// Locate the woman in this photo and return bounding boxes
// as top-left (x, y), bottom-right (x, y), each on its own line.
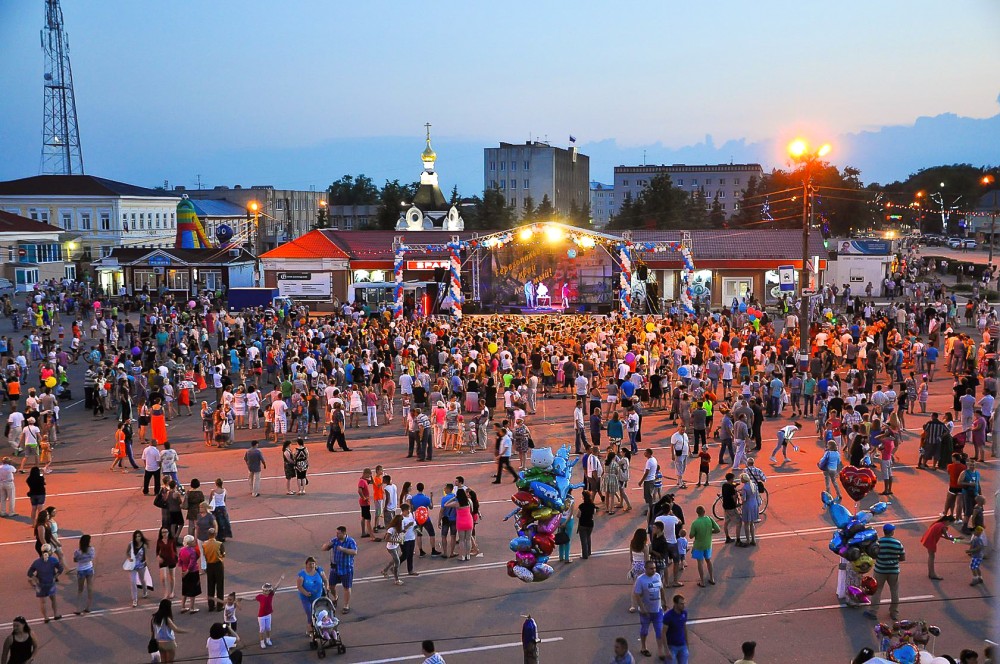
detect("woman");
top-left (156, 527), bottom-right (179, 600)
top-left (920, 515), bottom-right (963, 580)
top-left (379, 514), bottom-right (407, 584)
top-left (444, 489), bottom-right (474, 561)
top-left (209, 478), bottom-right (232, 541)
top-left (607, 411), bottom-right (624, 449)
top-left (233, 386), bottom-right (247, 430)
top-left (201, 401), bottom-right (215, 447)
top-left (72, 534), bottom-right (95, 614)
top-left (576, 490), bottom-right (597, 560)
top-left (27, 544), bottom-right (63, 623)
top-left (1, 616), bottom-right (37, 664)
top-left (137, 400), bottom-right (151, 444)
top-left (818, 440), bottom-right (843, 501)
top-left (511, 417), bottom-right (531, 470)
top-left (627, 528), bottom-right (649, 613)
top-left (557, 496), bottom-right (575, 564)
top-left (150, 400), bottom-right (167, 446)
top-left (151, 598), bottom-right (185, 663)
top-left (960, 459), bottom-right (982, 531)
top-left (25, 467), bottom-right (45, 525)
top-left (738, 473), bottom-right (760, 547)
top-left (292, 438), bottom-right (309, 495)
top-left (601, 450), bottom-right (621, 515)
top-left (178, 535), bottom-right (202, 614)
top-left (212, 408), bottom-right (228, 449)
top-left (206, 622), bottom-right (240, 664)
top-left (125, 529), bottom-right (151, 607)
top-left (32, 511), bottom-right (53, 559)
top-left (246, 386), bottom-right (261, 430)
top-left (432, 401), bottom-right (446, 448)
top-left (296, 557), bottom-right (329, 634)
top-left (444, 401), bottom-right (461, 450)
top-left (281, 440), bottom-right (297, 495)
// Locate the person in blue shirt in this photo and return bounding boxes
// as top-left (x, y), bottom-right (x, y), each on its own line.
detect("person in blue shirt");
top-left (662, 594), bottom-right (689, 664)
top-left (924, 345), bottom-right (939, 381)
top-left (439, 484), bottom-right (456, 558)
top-left (321, 526), bottom-right (357, 614)
top-left (409, 483), bottom-right (440, 557)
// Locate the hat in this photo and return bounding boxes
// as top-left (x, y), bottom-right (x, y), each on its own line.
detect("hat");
top-left (883, 523), bottom-right (896, 533)
top-left (262, 582), bottom-right (274, 592)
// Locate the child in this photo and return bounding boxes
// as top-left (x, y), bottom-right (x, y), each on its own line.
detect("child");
top-left (967, 526), bottom-right (987, 586)
top-left (652, 465), bottom-right (663, 503)
top-left (255, 575), bottom-right (283, 649)
top-left (317, 609), bottom-right (338, 640)
top-left (372, 465), bottom-right (385, 533)
top-left (676, 528), bottom-right (689, 570)
top-left (222, 591), bottom-right (241, 633)
top-left (696, 446), bottom-right (711, 487)
top-left (39, 435), bottom-right (53, 474)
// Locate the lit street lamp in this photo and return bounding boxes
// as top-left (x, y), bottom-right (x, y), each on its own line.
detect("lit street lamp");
top-left (788, 138), bottom-right (831, 355)
top-left (983, 175), bottom-right (998, 267)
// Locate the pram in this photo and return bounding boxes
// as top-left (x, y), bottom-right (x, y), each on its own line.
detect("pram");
top-left (309, 596), bottom-right (346, 657)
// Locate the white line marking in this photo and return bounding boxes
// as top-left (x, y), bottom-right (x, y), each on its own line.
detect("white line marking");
top-left (688, 595), bottom-right (935, 626)
top-left (353, 638), bottom-right (565, 663)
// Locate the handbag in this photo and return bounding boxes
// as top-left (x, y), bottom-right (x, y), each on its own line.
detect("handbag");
top-left (229, 647), bottom-right (244, 664)
top-left (122, 557), bottom-right (136, 571)
top-left (152, 490), bottom-right (168, 509)
top-left (554, 530), bottom-right (570, 546)
top-left (220, 421), bottom-right (232, 435)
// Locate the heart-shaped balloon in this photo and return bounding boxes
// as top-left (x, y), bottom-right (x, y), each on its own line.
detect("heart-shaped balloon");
top-left (506, 560), bottom-right (519, 578)
top-left (515, 551), bottom-right (537, 568)
top-left (839, 466), bottom-right (878, 502)
top-left (511, 491), bottom-right (539, 509)
top-left (532, 533), bottom-right (555, 556)
top-left (861, 575), bottom-right (877, 595)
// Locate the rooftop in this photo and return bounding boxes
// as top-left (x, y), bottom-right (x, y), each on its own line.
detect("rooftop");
top-left (0, 210), bottom-right (64, 234)
top-left (259, 230), bottom-right (350, 260)
top-left (188, 199), bottom-right (249, 217)
top-left (101, 247), bottom-right (256, 265)
top-left (0, 175), bottom-right (178, 198)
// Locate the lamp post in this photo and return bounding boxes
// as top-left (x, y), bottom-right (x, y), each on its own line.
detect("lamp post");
top-left (788, 139), bottom-right (831, 356)
top-left (982, 175), bottom-right (998, 267)
top-left (248, 201), bottom-right (260, 253)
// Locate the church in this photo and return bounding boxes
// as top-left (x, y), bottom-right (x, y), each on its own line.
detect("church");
top-left (396, 125), bottom-right (464, 232)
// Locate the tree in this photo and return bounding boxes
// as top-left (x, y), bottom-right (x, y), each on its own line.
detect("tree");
top-left (709, 195), bottom-right (726, 227)
top-left (566, 200), bottom-right (591, 227)
top-left (450, 185), bottom-right (461, 207)
top-left (732, 175), bottom-right (763, 226)
top-left (521, 195), bottom-right (537, 223)
top-left (467, 188), bottom-right (514, 230)
top-left (685, 189), bottom-right (709, 228)
top-left (327, 175), bottom-right (378, 205)
top-left (536, 194), bottom-right (555, 221)
top-left (609, 174), bottom-right (687, 229)
top-left (312, 206), bottom-right (330, 230)
top-left (375, 179), bottom-right (419, 230)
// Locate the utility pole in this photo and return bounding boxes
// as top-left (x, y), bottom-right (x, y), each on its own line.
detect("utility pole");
top-left (41, 0), bottom-right (84, 174)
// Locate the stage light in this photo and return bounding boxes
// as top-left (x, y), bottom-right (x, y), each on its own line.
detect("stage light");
top-left (518, 228), bottom-right (534, 242)
top-left (544, 226), bottom-right (564, 243)
top-left (579, 236), bottom-right (596, 249)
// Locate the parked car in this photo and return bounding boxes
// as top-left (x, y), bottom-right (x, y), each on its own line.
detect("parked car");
top-left (961, 238), bottom-right (978, 249)
top-left (947, 237), bottom-right (963, 248)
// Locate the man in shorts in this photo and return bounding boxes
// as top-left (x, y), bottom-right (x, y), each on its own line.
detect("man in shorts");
top-left (410, 483), bottom-right (440, 557)
top-left (357, 468), bottom-right (373, 540)
top-left (632, 559), bottom-right (667, 659)
top-left (439, 483), bottom-right (457, 559)
top-left (321, 526), bottom-right (357, 614)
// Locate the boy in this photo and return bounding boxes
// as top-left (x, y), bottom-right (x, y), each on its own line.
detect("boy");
top-left (372, 465), bottom-right (385, 533)
top-left (382, 474), bottom-right (398, 524)
top-left (967, 526), bottom-right (987, 586)
top-left (676, 529), bottom-right (689, 570)
top-left (255, 575), bottom-right (283, 649)
top-left (696, 446), bottom-right (711, 487)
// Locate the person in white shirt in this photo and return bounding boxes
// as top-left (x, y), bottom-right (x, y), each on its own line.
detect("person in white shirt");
top-left (0, 456), bottom-right (16, 516)
top-left (670, 426), bottom-right (690, 489)
top-left (141, 440), bottom-right (162, 495)
top-left (7, 411), bottom-right (24, 455)
top-left (637, 449), bottom-right (659, 523)
top-left (770, 423), bottom-right (801, 464)
top-left (383, 476), bottom-right (398, 523)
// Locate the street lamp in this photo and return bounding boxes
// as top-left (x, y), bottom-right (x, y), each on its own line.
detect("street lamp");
top-left (247, 201), bottom-right (260, 253)
top-left (983, 175), bottom-right (998, 266)
top-left (788, 138), bottom-right (832, 356)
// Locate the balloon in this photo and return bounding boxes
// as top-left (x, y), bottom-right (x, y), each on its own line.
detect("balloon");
top-left (528, 482), bottom-right (565, 511)
top-left (853, 555), bottom-right (875, 574)
top-left (188, 300), bottom-right (197, 309)
top-left (645, 322), bottom-right (656, 332)
top-left (131, 346), bottom-right (142, 356)
top-left (509, 536), bottom-right (532, 553)
top-left (869, 501), bottom-right (890, 515)
top-left (488, 342), bottom-right (498, 354)
top-left (865, 541), bottom-right (880, 559)
top-left (625, 352), bottom-right (636, 364)
top-left (855, 510), bottom-right (874, 525)
top-left (848, 528), bottom-right (878, 547)
top-left (845, 547), bottom-right (861, 561)
top-left (748, 314), bottom-right (757, 322)
top-left (515, 551), bottom-right (537, 568)
top-left (512, 565), bottom-right (534, 583)
top-left (511, 491), bottom-right (539, 508)
top-left (821, 491), bottom-right (836, 506)
top-left (846, 585), bottom-right (865, 600)
top-left (44, 377), bottom-right (56, 388)
top-left (677, 366), bottom-right (689, 377)
top-left (530, 447), bottom-right (555, 469)
top-left (531, 507), bottom-right (557, 521)
top-left (827, 501), bottom-right (854, 530)
top-left (861, 575), bottom-right (878, 595)
top-left (536, 516), bottom-right (561, 534)
top-left (531, 563), bottom-right (554, 581)
top-left (839, 466), bottom-right (878, 502)
top-left (739, 302), bottom-right (748, 313)
top-left (535, 555), bottom-right (550, 565)
top-left (927, 625), bottom-right (940, 637)
top-left (506, 561), bottom-right (519, 578)
top-left (532, 533), bottom-right (555, 556)
top-left (414, 506), bottom-right (429, 525)
top-left (888, 644), bottom-right (918, 664)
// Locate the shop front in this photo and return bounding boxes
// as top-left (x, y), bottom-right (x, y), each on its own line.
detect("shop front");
top-left (91, 248), bottom-right (256, 300)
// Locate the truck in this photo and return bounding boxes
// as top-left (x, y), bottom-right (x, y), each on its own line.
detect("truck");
top-left (226, 287), bottom-right (291, 311)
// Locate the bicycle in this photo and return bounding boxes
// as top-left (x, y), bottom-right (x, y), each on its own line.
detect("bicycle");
top-left (712, 482), bottom-right (769, 520)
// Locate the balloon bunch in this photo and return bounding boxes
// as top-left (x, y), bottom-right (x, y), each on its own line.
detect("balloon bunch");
top-left (504, 445), bottom-right (583, 583)
top-left (821, 491), bottom-right (889, 603)
top-left (874, 620), bottom-right (942, 664)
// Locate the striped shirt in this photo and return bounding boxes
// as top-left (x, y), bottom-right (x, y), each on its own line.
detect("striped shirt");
top-left (874, 536), bottom-right (904, 575)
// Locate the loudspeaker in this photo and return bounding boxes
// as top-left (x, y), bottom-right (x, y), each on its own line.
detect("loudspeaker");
top-left (637, 265), bottom-right (648, 280)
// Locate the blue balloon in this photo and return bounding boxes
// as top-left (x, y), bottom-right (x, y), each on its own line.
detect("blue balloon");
top-left (869, 501), bottom-right (889, 515)
top-left (535, 555), bottom-right (550, 565)
top-left (215, 224), bottom-right (234, 245)
top-left (749, 314), bottom-right (757, 322)
top-left (529, 481), bottom-right (565, 511)
top-left (510, 536), bottom-right (532, 553)
top-left (891, 644), bottom-right (919, 664)
top-left (821, 491), bottom-right (836, 507)
top-left (828, 502), bottom-right (854, 529)
top-left (855, 511), bottom-right (874, 524)
top-left (829, 532), bottom-right (845, 553)
top-left (677, 366), bottom-right (690, 377)
top-left (848, 528), bottom-right (878, 546)
top-left (738, 302), bottom-right (748, 313)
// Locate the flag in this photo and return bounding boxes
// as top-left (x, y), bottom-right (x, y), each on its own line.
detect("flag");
top-left (569, 135), bottom-right (576, 143)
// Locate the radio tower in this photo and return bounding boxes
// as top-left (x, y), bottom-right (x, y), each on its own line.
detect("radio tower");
top-left (40, 0), bottom-right (84, 175)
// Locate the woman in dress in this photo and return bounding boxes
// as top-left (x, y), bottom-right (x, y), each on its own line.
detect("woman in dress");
top-left (444, 489), bottom-right (474, 561)
top-left (178, 535), bottom-right (202, 614)
top-left (233, 386), bottom-right (247, 431)
top-left (199, 401), bottom-right (214, 447)
top-left (601, 450), bottom-right (621, 515)
top-left (379, 514), bottom-right (406, 584)
top-left (150, 399), bottom-right (167, 446)
top-left (156, 526), bottom-right (179, 600)
top-left (209, 478), bottom-right (232, 541)
top-left (1, 617), bottom-right (37, 664)
top-left (125, 529), bottom-right (151, 607)
top-left (281, 440), bottom-right (296, 496)
top-left (32, 510), bottom-right (53, 559)
top-left (432, 401), bottom-right (446, 449)
top-left (73, 534), bottom-right (95, 614)
top-left (627, 528), bottom-right (649, 613)
top-left (444, 401), bottom-right (461, 451)
top-left (738, 473), bottom-right (760, 547)
top-left (511, 417), bottom-right (531, 470)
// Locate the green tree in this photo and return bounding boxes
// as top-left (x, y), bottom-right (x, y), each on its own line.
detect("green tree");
top-left (375, 179), bottom-right (419, 230)
top-left (686, 189), bottom-right (709, 227)
top-left (610, 174), bottom-right (687, 229)
top-left (536, 194), bottom-right (555, 221)
top-left (566, 199), bottom-right (591, 227)
top-left (450, 185), bottom-right (461, 207)
top-left (733, 175), bottom-right (763, 226)
top-left (327, 174), bottom-right (378, 205)
top-left (312, 206), bottom-right (330, 230)
top-left (521, 195), bottom-right (537, 223)
top-left (709, 195), bottom-right (726, 227)
top-left (467, 188), bottom-right (514, 230)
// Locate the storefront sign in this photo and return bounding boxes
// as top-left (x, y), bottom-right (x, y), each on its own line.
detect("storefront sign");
top-left (277, 272), bottom-right (330, 298)
top-left (277, 272), bottom-right (311, 280)
top-left (778, 265), bottom-right (795, 291)
top-left (148, 255), bottom-right (172, 267)
top-left (837, 240), bottom-right (890, 255)
top-left (406, 260), bottom-right (449, 271)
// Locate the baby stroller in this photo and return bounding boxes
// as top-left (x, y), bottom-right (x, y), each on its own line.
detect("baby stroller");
top-left (309, 596), bottom-right (346, 657)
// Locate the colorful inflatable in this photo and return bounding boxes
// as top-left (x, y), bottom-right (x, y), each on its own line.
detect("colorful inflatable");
top-left (175, 195), bottom-right (214, 249)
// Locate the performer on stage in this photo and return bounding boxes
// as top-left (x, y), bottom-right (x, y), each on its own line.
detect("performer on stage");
top-left (524, 280), bottom-right (535, 308)
top-left (536, 281), bottom-right (549, 307)
top-left (561, 282), bottom-right (570, 310)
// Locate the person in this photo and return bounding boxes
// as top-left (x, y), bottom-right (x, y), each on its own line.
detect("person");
top-left (960, 459), bottom-right (982, 532)
top-left (688, 505), bottom-right (720, 587)
top-left (967, 525), bottom-right (987, 586)
top-left (26, 543), bottom-right (63, 623)
top-left (25, 466), bottom-right (45, 525)
top-left (770, 422), bottom-right (801, 464)
top-left (421, 640), bottom-right (446, 664)
top-left (818, 440), bottom-right (843, 500)
top-left (695, 444), bottom-right (711, 488)
top-left (380, 514), bottom-right (407, 584)
top-left (184, 479), bottom-right (205, 537)
top-left (410, 483), bottom-right (440, 557)
top-left (577, 490), bottom-right (597, 559)
top-left (322, 526), bottom-right (358, 613)
top-left (492, 423), bottom-right (517, 483)
top-left (670, 425), bottom-right (689, 489)
top-left (0, 457), bottom-right (15, 517)
top-left (155, 527), bottom-right (178, 601)
top-left (735, 640), bottom-right (758, 664)
top-left (110, 424), bottom-right (128, 473)
top-left (243, 440), bottom-right (266, 497)
top-left (291, 438), bottom-right (309, 495)
top-left (632, 559), bottom-right (667, 660)
top-left (151, 598), bottom-right (185, 664)
top-left (610, 636), bottom-right (635, 664)
top-left (399, 503), bottom-right (419, 575)
top-left (316, 609), bottom-right (337, 640)
top-left (1, 617), bottom-right (37, 664)
top-left (141, 439), bottom-right (162, 496)
top-left (738, 473), bottom-right (760, 547)
top-left (663, 594), bottom-right (689, 664)
top-left (206, 622), bottom-right (240, 664)
top-left (296, 556), bottom-right (329, 634)
top-left (920, 516), bottom-right (962, 579)
top-left (73, 534), bottom-right (95, 614)
top-left (358, 468), bottom-right (374, 539)
top-left (444, 489), bottom-right (474, 561)
top-left (637, 448), bottom-right (658, 522)
top-left (626, 529), bottom-right (648, 611)
top-left (125, 529), bottom-right (151, 607)
top-left (254, 577), bottom-right (283, 650)
top-left (178, 535), bottom-right (202, 614)
top-left (209, 478), bottom-right (232, 541)
top-left (721, 473), bottom-right (741, 544)
top-left (864, 523), bottom-right (905, 621)
top-left (203, 528), bottom-right (226, 613)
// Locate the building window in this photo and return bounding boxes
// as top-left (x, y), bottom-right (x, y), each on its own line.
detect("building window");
top-left (719, 191), bottom-right (725, 198)
top-left (61, 212), bottom-right (72, 230)
top-left (500, 181), bottom-right (505, 190)
top-left (276, 200), bottom-right (284, 211)
top-left (623, 180), bottom-right (629, 186)
top-left (500, 162), bottom-right (505, 171)
top-left (80, 212), bottom-right (92, 230)
top-left (170, 213), bottom-right (175, 228)
top-left (491, 180), bottom-right (498, 189)
top-left (721, 203), bottom-right (727, 210)
top-left (706, 178), bottom-right (712, 185)
top-left (510, 179), bottom-right (517, 189)
top-left (734, 178), bottom-right (741, 185)
top-left (523, 179), bottom-right (529, 189)
top-left (510, 161), bottom-right (517, 172)
top-left (691, 179), bottom-right (698, 186)
top-left (490, 162), bottom-right (496, 171)
top-left (166, 269), bottom-right (189, 291)
top-left (719, 178), bottom-right (726, 185)
top-left (101, 245), bottom-right (112, 258)
top-left (100, 212), bottom-right (111, 231)
top-left (733, 203), bottom-right (740, 211)
top-left (677, 179), bottom-right (683, 186)
top-left (345, 217), bottom-right (353, 230)
top-left (64, 265), bottom-right (76, 280)
top-left (524, 161), bottom-right (530, 170)
top-left (510, 197), bottom-right (516, 207)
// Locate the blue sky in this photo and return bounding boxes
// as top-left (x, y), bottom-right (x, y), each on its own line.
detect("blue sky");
top-left (1, 1), bottom-right (998, 193)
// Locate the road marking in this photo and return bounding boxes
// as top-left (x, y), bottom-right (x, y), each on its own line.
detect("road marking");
top-left (688, 595), bottom-right (936, 626)
top-left (353, 638), bottom-right (565, 663)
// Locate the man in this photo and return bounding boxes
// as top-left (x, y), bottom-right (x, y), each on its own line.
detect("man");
top-left (637, 448), bottom-right (658, 522)
top-left (410, 483), bottom-right (441, 557)
top-left (242, 439), bottom-right (266, 497)
top-left (399, 503), bottom-right (419, 576)
top-left (493, 423), bottom-right (517, 484)
top-left (524, 280), bottom-right (535, 309)
top-left (202, 528), bottom-right (226, 612)
top-left (0, 456), bottom-right (16, 517)
top-left (690, 403), bottom-right (707, 455)
top-left (421, 640), bottom-right (446, 664)
top-left (573, 400), bottom-right (587, 455)
top-left (17, 417), bottom-right (41, 474)
top-left (670, 426), bottom-right (689, 489)
top-left (735, 640), bottom-right (758, 664)
top-left (585, 444), bottom-right (604, 499)
top-left (405, 407), bottom-right (419, 458)
top-left (688, 506), bottom-right (720, 587)
top-left (721, 473), bottom-right (741, 544)
top-left (750, 398), bottom-right (764, 450)
top-left (663, 594), bottom-right (689, 664)
top-left (609, 636), bottom-right (635, 664)
top-left (321, 525), bottom-right (357, 614)
top-left (270, 393), bottom-right (287, 444)
top-left (416, 407), bottom-right (433, 462)
top-left (864, 523), bottom-right (905, 621)
top-left (327, 401), bottom-right (350, 452)
top-left (632, 559), bottom-right (667, 660)
top-left (769, 422), bottom-right (801, 464)
top-left (654, 506), bottom-right (682, 587)
top-left (358, 468), bottom-right (374, 540)
top-left (140, 438), bottom-right (161, 495)
top-left (920, 412), bottom-right (948, 469)
top-left (438, 483), bottom-right (457, 559)
top-left (121, 419), bottom-right (140, 469)
top-left (717, 406), bottom-right (734, 466)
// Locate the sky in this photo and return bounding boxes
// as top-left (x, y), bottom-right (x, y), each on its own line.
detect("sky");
top-left (1, 0), bottom-right (999, 195)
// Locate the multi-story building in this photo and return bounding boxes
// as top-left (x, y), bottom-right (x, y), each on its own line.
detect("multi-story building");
top-left (484, 141), bottom-right (590, 220)
top-left (610, 163), bottom-right (764, 220)
top-left (180, 185), bottom-right (326, 253)
top-left (589, 182), bottom-right (615, 228)
top-left (0, 210), bottom-right (71, 289)
top-left (326, 204), bottom-right (380, 231)
top-left (0, 175), bottom-right (180, 266)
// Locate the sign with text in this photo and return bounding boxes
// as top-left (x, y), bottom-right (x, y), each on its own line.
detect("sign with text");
top-left (406, 260), bottom-right (449, 271)
top-left (778, 265), bottom-right (795, 291)
top-left (277, 272), bottom-right (330, 298)
top-left (837, 240), bottom-right (890, 255)
top-left (148, 254), bottom-right (172, 266)
top-left (277, 272), bottom-right (311, 280)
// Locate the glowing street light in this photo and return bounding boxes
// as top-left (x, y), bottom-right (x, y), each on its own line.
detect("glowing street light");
top-left (518, 228), bottom-right (534, 242)
top-left (544, 226), bottom-right (564, 243)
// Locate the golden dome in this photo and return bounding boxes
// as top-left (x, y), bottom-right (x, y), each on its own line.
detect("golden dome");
top-left (421, 138), bottom-right (436, 163)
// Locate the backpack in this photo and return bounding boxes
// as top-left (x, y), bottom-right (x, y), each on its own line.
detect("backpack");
top-left (294, 448), bottom-right (309, 472)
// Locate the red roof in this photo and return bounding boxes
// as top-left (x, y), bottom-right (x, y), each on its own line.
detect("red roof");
top-left (259, 229), bottom-right (350, 259)
top-left (0, 210), bottom-right (64, 234)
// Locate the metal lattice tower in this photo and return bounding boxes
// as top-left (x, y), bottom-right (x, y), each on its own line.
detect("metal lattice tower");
top-left (40, 0), bottom-right (84, 174)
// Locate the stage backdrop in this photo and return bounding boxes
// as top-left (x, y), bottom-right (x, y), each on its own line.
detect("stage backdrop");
top-left (483, 242), bottom-right (615, 308)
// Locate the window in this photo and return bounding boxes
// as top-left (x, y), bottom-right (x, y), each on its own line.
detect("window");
top-left (719, 178), bottom-right (726, 185)
top-left (510, 197), bottom-right (516, 207)
top-left (61, 212), bottom-right (72, 230)
top-left (490, 162), bottom-right (496, 171)
top-left (500, 162), bottom-right (505, 171)
top-left (276, 200), bottom-right (284, 211)
top-left (100, 212), bottom-right (111, 231)
top-left (734, 178), bottom-right (741, 185)
top-left (524, 161), bottom-right (530, 170)
top-left (623, 180), bottom-right (629, 186)
top-left (677, 179), bottom-right (683, 186)
top-left (82, 246), bottom-right (92, 261)
top-left (166, 269), bottom-right (189, 290)
top-left (719, 191), bottom-right (725, 198)
top-left (64, 265), bottom-right (76, 281)
top-left (344, 216), bottom-right (353, 230)
top-left (721, 203), bottom-right (727, 210)
top-left (510, 179), bottom-right (517, 189)
top-left (170, 213), bottom-right (175, 228)
top-left (500, 181), bottom-right (505, 190)
top-left (80, 212), bottom-right (92, 230)
top-left (510, 161), bottom-right (516, 172)
top-left (101, 245), bottom-right (113, 258)
top-left (733, 203), bottom-right (740, 211)
top-left (706, 178), bottom-right (712, 185)
top-left (691, 179), bottom-right (698, 186)
top-left (523, 179), bottom-right (529, 189)
top-left (491, 180), bottom-right (498, 189)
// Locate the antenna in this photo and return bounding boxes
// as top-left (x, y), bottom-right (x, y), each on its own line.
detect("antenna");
top-left (40, 0), bottom-right (84, 175)
top-left (196, 174), bottom-right (203, 190)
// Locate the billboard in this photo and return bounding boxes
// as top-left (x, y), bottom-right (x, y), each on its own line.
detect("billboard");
top-left (837, 240), bottom-right (890, 255)
top-left (277, 273), bottom-right (330, 298)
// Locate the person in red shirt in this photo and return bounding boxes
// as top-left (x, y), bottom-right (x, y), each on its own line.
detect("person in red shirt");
top-left (358, 468), bottom-right (373, 540)
top-left (920, 516), bottom-right (963, 579)
top-left (254, 576), bottom-right (283, 649)
top-left (696, 447), bottom-right (712, 487)
top-left (945, 454), bottom-right (968, 522)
